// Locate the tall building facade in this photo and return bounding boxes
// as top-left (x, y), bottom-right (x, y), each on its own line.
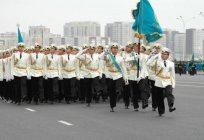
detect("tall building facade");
top-left (174, 33), bottom-right (185, 60)
top-left (186, 29), bottom-right (204, 60)
top-left (29, 26), bottom-right (50, 46)
top-left (49, 34), bottom-right (62, 46)
top-left (64, 22), bottom-right (101, 37)
top-left (0, 32), bottom-right (17, 48)
top-left (163, 29), bottom-right (179, 52)
top-left (0, 32), bottom-right (29, 49)
top-left (105, 22), bottom-right (135, 46)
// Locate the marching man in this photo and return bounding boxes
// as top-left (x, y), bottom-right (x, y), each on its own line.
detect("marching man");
top-left (148, 47), bottom-right (176, 116)
top-left (76, 45), bottom-right (103, 107)
top-left (12, 43), bottom-right (31, 105)
top-left (45, 44), bottom-right (62, 104)
top-left (30, 43), bottom-right (46, 104)
top-left (61, 45), bottom-right (80, 104)
top-left (105, 43), bottom-right (128, 112)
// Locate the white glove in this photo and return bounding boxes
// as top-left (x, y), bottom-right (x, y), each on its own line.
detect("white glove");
top-left (58, 77), bottom-right (63, 80)
top-left (82, 48), bottom-right (89, 54)
top-left (154, 54), bottom-right (159, 59)
top-left (10, 75), bottom-right (14, 80)
top-left (6, 78), bottom-right (9, 82)
top-left (124, 78), bottom-right (129, 85)
top-left (134, 55), bottom-right (140, 59)
top-left (44, 76), bottom-right (48, 80)
top-left (104, 49), bottom-right (110, 55)
top-left (76, 77), bottom-right (80, 81)
top-left (27, 75), bottom-right (31, 80)
top-left (99, 73), bottom-right (103, 79)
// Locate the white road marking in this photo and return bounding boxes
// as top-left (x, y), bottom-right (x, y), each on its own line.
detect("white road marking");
top-left (177, 84), bottom-right (204, 88)
top-left (25, 108), bottom-right (36, 112)
top-left (58, 120), bottom-right (73, 126)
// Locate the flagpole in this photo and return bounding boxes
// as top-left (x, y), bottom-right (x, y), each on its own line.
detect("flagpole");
top-left (137, 38), bottom-right (141, 78)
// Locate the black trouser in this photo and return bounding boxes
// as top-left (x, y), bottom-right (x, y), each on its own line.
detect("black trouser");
top-left (14, 76), bottom-right (27, 103)
top-left (97, 74), bottom-right (108, 101)
top-left (92, 77), bottom-right (101, 102)
top-left (47, 77), bottom-right (59, 102)
top-left (84, 78), bottom-right (95, 104)
top-left (123, 81), bottom-right (131, 107)
top-left (63, 77), bottom-right (77, 102)
top-left (2, 80), bottom-right (11, 101)
top-left (31, 77), bottom-right (44, 103)
top-left (26, 79), bottom-right (32, 102)
top-left (0, 81), bottom-right (2, 98)
top-left (108, 78), bottom-right (123, 108)
top-left (1, 80), bottom-right (6, 99)
top-left (79, 79), bottom-right (86, 102)
top-left (150, 80), bottom-right (157, 109)
top-left (155, 85), bottom-right (175, 114)
top-left (58, 80), bottom-right (64, 102)
top-left (138, 79), bottom-right (149, 107)
top-left (10, 80), bottom-right (15, 101)
top-left (43, 79), bottom-right (49, 102)
top-left (130, 80), bottom-right (140, 109)
top-left (106, 78), bottom-right (112, 98)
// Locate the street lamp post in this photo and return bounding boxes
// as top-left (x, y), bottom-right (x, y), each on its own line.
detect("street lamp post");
top-left (176, 16), bottom-right (187, 61)
top-left (176, 16), bottom-right (197, 61)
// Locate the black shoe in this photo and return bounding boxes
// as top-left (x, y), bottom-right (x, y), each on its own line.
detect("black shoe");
top-left (17, 102), bottom-right (21, 106)
top-left (110, 108), bottom-right (114, 112)
top-left (142, 104), bottom-right (148, 109)
top-left (34, 102), bottom-right (38, 105)
top-left (169, 107), bottom-right (176, 112)
top-left (134, 108), bottom-right (139, 112)
top-left (66, 101), bottom-right (70, 104)
top-left (152, 108), bottom-right (156, 111)
top-left (87, 103), bottom-right (90, 107)
top-left (159, 113), bottom-right (163, 117)
top-left (50, 101), bottom-right (54, 104)
top-left (125, 106), bottom-right (129, 109)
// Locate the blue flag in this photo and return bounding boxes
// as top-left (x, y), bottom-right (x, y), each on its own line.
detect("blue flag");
top-left (132, 0), bottom-right (163, 43)
top-left (18, 27), bottom-right (24, 43)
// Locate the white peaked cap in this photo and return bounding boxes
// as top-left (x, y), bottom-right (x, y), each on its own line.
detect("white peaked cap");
top-left (162, 47), bottom-right (171, 53)
top-left (17, 42), bottom-right (25, 46)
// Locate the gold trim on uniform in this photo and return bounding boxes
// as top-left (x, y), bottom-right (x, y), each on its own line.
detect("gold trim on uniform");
top-left (15, 66), bottom-right (27, 69)
top-left (108, 69), bottom-right (119, 73)
top-left (47, 67), bottom-right (58, 70)
top-left (86, 67), bottom-right (99, 71)
top-left (157, 75), bottom-right (171, 79)
top-left (62, 68), bottom-right (76, 72)
top-left (31, 67), bottom-right (44, 70)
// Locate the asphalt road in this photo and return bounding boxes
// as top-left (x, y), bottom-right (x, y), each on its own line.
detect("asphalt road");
top-left (0, 74), bottom-right (204, 140)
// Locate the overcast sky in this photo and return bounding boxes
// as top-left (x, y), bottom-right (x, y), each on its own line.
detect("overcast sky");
top-left (0, 0), bottom-right (204, 35)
